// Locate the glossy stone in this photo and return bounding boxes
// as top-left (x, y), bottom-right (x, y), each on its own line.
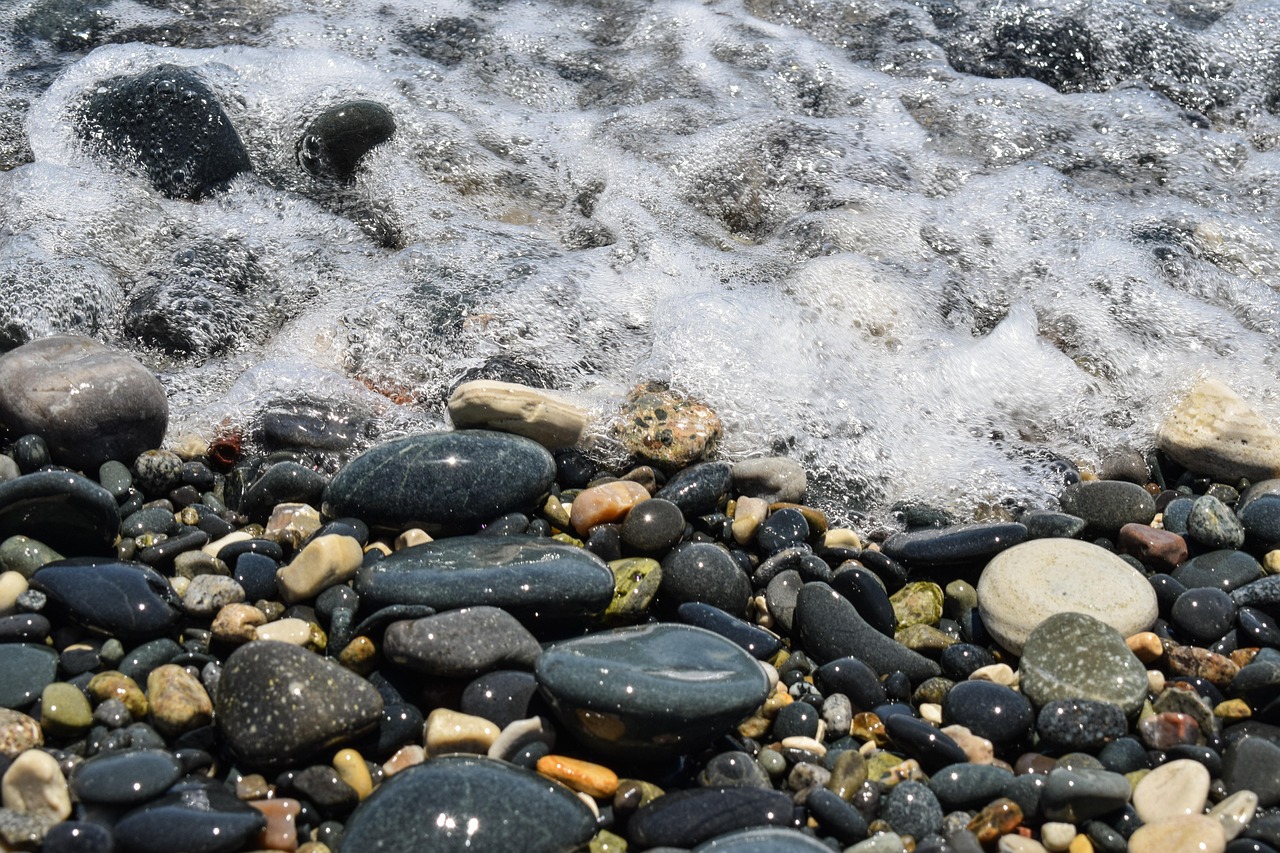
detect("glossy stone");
top-left (355, 535), bottom-right (614, 616)
top-left (1188, 495), bottom-right (1246, 550)
top-left (1058, 480), bottom-right (1157, 535)
top-left (1172, 587), bottom-right (1237, 644)
top-left (1019, 612), bottom-right (1150, 717)
top-left (32, 559), bottom-right (182, 637)
top-left (794, 582), bottom-right (940, 681)
top-left (678, 602), bottom-right (781, 659)
top-left (1040, 767), bottom-right (1132, 822)
top-left (384, 606), bottom-right (542, 676)
top-left (111, 784), bottom-right (267, 853)
top-left (71, 748), bottom-right (183, 805)
top-left (298, 100), bottom-right (395, 179)
top-left (1178, 550), bottom-right (1264, 594)
top-left (880, 523), bottom-right (1028, 569)
top-left (1035, 699), bottom-right (1127, 752)
top-left (215, 640), bottom-right (383, 769)
top-left (628, 787), bottom-right (793, 848)
top-left (830, 566), bottom-right (897, 637)
top-left (653, 461), bottom-right (733, 515)
top-left (619, 497), bottom-right (685, 552)
top-left (536, 623), bottom-right (770, 757)
top-left (881, 779), bottom-right (943, 840)
top-left (323, 431), bottom-right (556, 528)
top-left (929, 763), bottom-right (1014, 810)
top-left (0, 472), bottom-right (121, 557)
top-left (661, 542), bottom-right (752, 616)
top-left (1222, 736), bottom-right (1280, 807)
top-left (883, 713), bottom-right (967, 773)
top-left (814, 657), bottom-right (889, 711)
top-left (341, 756), bottom-right (596, 851)
top-left (0, 644), bottom-right (56, 712)
top-left (942, 680), bottom-right (1034, 749)
top-left (239, 462), bottom-right (328, 521)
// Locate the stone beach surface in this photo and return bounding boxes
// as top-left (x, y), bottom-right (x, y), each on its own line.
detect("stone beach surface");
top-left (3, 338), bottom-right (1280, 853)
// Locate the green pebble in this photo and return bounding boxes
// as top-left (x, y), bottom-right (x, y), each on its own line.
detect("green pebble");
top-left (590, 829), bottom-right (629, 853)
top-left (603, 558), bottom-right (662, 622)
top-left (890, 581), bottom-right (943, 628)
top-left (97, 460), bottom-right (134, 498)
top-left (41, 682), bottom-right (92, 737)
top-left (825, 749), bottom-right (868, 800)
top-left (894, 623), bottom-right (955, 653)
top-left (866, 750), bottom-right (907, 781)
top-left (100, 639), bottom-right (125, 665)
top-left (757, 748), bottom-right (787, 779)
top-left (0, 535), bottom-right (63, 578)
top-left (944, 579), bottom-right (978, 620)
top-left (912, 676), bottom-right (956, 706)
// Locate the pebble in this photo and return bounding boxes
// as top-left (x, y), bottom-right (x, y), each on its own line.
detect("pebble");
top-left (1036, 699), bottom-right (1127, 752)
top-left (69, 748), bottom-right (183, 805)
top-left (1132, 758), bottom-right (1210, 823)
top-left (620, 497), bottom-right (685, 552)
top-left (0, 538), bottom-right (62, 579)
top-left (447, 379), bottom-right (588, 448)
top-left (323, 431), bottom-right (556, 528)
top-left (249, 797), bottom-right (301, 850)
top-left (1158, 377), bottom-right (1280, 482)
top-left (1189, 495), bottom-right (1247, 549)
top-left (1117, 523), bottom-right (1188, 570)
top-left (654, 461), bottom-right (733, 515)
top-left (537, 754), bottom-right (619, 798)
top-left (276, 533), bottom-right (363, 604)
top-left (615, 382), bottom-right (723, 470)
top-left (1058, 480), bottom-right (1157, 535)
top-left (732, 457), bottom-right (808, 504)
top-left (883, 713), bottom-right (968, 773)
top-left (146, 664), bottom-right (213, 736)
top-left (929, 763), bottom-right (1013, 810)
top-left (943, 680), bottom-right (1034, 749)
top-left (661, 542), bottom-right (752, 616)
top-left (881, 779), bottom-right (943, 839)
top-left (254, 616), bottom-right (320, 646)
top-left (1040, 767), bottom-right (1132, 822)
top-left (1, 748), bottom-right (71, 822)
top-left (385, 606), bottom-right (542, 676)
top-left (536, 623), bottom-right (770, 758)
top-left (678, 602), bottom-right (782, 659)
top-left (32, 559), bottom-right (182, 637)
top-left (424, 707), bottom-right (500, 755)
top-left (570, 480), bottom-right (651, 534)
top-left (795, 582), bottom-right (941, 681)
top-left (1128, 814), bottom-right (1227, 853)
top-left (239, 461), bottom-right (328, 521)
top-left (40, 682), bottom-right (91, 737)
top-left (0, 710), bottom-right (41, 758)
top-left (1019, 612), bottom-right (1151, 717)
top-left (181, 573), bottom-right (244, 616)
top-left (341, 756), bottom-right (598, 851)
top-left (298, 99), bottom-right (396, 179)
top-left (627, 787), bottom-right (794, 848)
top-left (1209, 789), bottom-right (1258, 842)
top-left (977, 538), bottom-right (1158, 654)
top-left (830, 565), bottom-right (897, 637)
top-left (215, 640), bottom-right (384, 769)
top-left (0, 472), bottom-right (121, 557)
top-left (1222, 736), bottom-right (1280, 807)
top-left (0, 336), bottom-right (168, 470)
top-left (0, 643), bottom-right (57, 709)
top-left (1172, 586), bottom-right (1237, 644)
top-left (880, 522), bottom-right (1028, 569)
top-left (111, 785), bottom-right (267, 853)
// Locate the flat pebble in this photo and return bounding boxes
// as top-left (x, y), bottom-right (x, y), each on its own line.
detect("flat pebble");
top-left (1127, 814), bottom-right (1226, 853)
top-left (795, 582), bottom-right (940, 681)
top-left (1035, 699), bottom-right (1127, 752)
top-left (942, 680), bottom-right (1034, 749)
top-left (384, 606), bottom-right (541, 676)
top-left (628, 787), bottom-right (794, 848)
top-left (70, 748), bottom-right (183, 805)
top-left (1, 748), bottom-right (71, 821)
top-left (977, 538), bottom-right (1158, 654)
top-left (446, 379), bottom-right (587, 448)
top-left (880, 522), bottom-right (1028, 569)
top-left (112, 784), bottom-right (267, 853)
top-left (1132, 758), bottom-right (1210, 823)
top-left (32, 559), bottom-right (182, 637)
top-left (1040, 767), bottom-right (1132, 822)
top-left (1019, 612), bottom-right (1150, 717)
top-left (1058, 480), bottom-right (1157, 534)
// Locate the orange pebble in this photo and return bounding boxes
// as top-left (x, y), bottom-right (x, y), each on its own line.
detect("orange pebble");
top-left (1125, 631), bottom-right (1165, 663)
top-left (249, 797), bottom-right (301, 851)
top-left (569, 481), bottom-right (651, 535)
top-left (536, 754), bottom-right (620, 798)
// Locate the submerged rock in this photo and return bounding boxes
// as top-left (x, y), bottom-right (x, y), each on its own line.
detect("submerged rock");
top-left (297, 100), bottom-right (396, 180)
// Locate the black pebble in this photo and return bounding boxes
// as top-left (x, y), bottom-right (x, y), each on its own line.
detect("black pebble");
top-left (298, 100), bottom-right (396, 180)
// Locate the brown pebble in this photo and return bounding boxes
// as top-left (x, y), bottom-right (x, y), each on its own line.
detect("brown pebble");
top-left (967, 797), bottom-right (1023, 843)
top-left (146, 664), bottom-right (213, 737)
top-left (249, 797), bottom-right (301, 851)
top-left (337, 635), bottom-right (378, 675)
top-left (1214, 699), bottom-right (1251, 721)
top-left (235, 773), bottom-right (273, 800)
top-left (0, 709), bottom-right (42, 759)
top-left (1014, 753), bottom-right (1057, 776)
top-left (1117, 523), bottom-right (1188, 571)
top-left (570, 481), bottom-right (651, 535)
top-left (1139, 711), bottom-right (1201, 750)
top-left (1166, 645), bottom-right (1240, 688)
top-left (382, 744), bottom-right (425, 777)
top-left (211, 603), bottom-right (268, 644)
top-left (536, 754), bottom-right (620, 798)
top-left (1230, 648), bottom-right (1259, 668)
top-left (86, 671), bottom-right (148, 719)
top-left (1126, 631), bottom-right (1165, 664)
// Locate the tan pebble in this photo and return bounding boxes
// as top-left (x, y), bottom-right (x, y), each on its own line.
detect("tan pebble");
top-left (822, 528), bottom-right (862, 549)
top-left (170, 433), bottom-right (210, 460)
top-left (338, 635), bottom-right (378, 674)
top-left (249, 797), bottom-right (300, 851)
top-left (1230, 648), bottom-right (1259, 668)
top-left (1215, 698), bottom-right (1251, 720)
top-left (395, 528), bottom-right (432, 550)
top-left (0, 571), bottom-right (28, 615)
top-left (536, 754), bottom-right (619, 798)
top-left (383, 744), bottom-right (425, 777)
top-left (970, 663), bottom-right (1016, 685)
top-left (1167, 645), bottom-right (1239, 688)
top-left (87, 671), bottom-right (148, 718)
top-left (276, 534), bottom-right (363, 604)
top-left (570, 481), bottom-right (651, 535)
top-left (170, 575), bottom-right (190, 597)
top-left (1265, 550), bottom-right (1280, 575)
top-left (1127, 631), bottom-right (1165, 663)
top-left (1, 748), bottom-right (71, 821)
top-left (425, 708), bottom-right (499, 756)
top-left (364, 541), bottom-right (393, 557)
top-left (488, 717), bottom-right (547, 762)
top-left (847, 832), bottom-right (903, 852)
top-left (731, 496), bottom-right (769, 545)
top-left (781, 735), bottom-right (826, 756)
top-left (202, 530), bottom-right (252, 557)
top-left (265, 503), bottom-right (322, 549)
top-left (737, 714), bottom-right (770, 739)
top-left (297, 843), bottom-right (332, 853)
top-left (919, 703), bottom-right (943, 725)
top-left (1067, 836), bottom-right (1094, 853)
top-left (1208, 789), bottom-right (1258, 842)
top-left (1132, 759), bottom-right (1210, 823)
top-left (333, 748), bottom-right (373, 800)
top-left (576, 790), bottom-right (601, 818)
top-left (255, 617), bottom-right (315, 645)
top-left (0, 710), bottom-right (42, 760)
top-left (941, 724), bottom-right (994, 764)
top-left (211, 603), bottom-right (268, 644)
top-left (1158, 377), bottom-right (1280, 483)
top-left (147, 664), bottom-right (213, 737)
top-left (1148, 670), bottom-right (1167, 694)
top-left (1039, 822), bottom-right (1077, 852)
top-left (448, 379), bottom-right (588, 448)
top-left (998, 836), bottom-right (1048, 853)
top-left (1128, 814), bottom-right (1225, 853)
top-left (235, 773), bottom-right (272, 800)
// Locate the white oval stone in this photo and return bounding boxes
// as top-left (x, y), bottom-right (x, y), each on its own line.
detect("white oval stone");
top-left (1, 748), bottom-right (71, 821)
top-left (447, 380), bottom-right (588, 449)
top-left (1038, 822), bottom-right (1077, 852)
top-left (997, 836), bottom-right (1048, 853)
top-left (1133, 759), bottom-right (1210, 823)
top-left (1128, 814), bottom-right (1225, 853)
top-left (276, 534), bottom-right (363, 604)
top-left (977, 538), bottom-right (1158, 654)
top-left (1208, 789), bottom-right (1258, 842)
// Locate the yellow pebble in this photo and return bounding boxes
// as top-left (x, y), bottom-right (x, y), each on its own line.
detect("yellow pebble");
top-left (1126, 631), bottom-right (1164, 664)
top-left (333, 748), bottom-right (373, 800)
top-left (1067, 834), bottom-right (1094, 853)
top-left (1214, 698), bottom-right (1251, 721)
top-left (536, 754), bottom-right (620, 798)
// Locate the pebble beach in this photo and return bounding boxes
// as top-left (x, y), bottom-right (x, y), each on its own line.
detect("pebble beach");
top-left (0, 335), bottom-right (1278, 853)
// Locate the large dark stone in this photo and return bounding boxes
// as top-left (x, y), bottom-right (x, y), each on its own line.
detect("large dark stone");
top-left (0, 471), bottom-right (121, 556)
top-left (794, 582), bottom-right (940, 682)
top-left (32, 559), bottom-right (182, 638)
top-left (298, 100), bottom-right (396, 180)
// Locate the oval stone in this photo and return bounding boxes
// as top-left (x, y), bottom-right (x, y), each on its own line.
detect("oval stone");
top-left (0, 472), bottom-right (121, 557)
top-left (0, 643), bottom-right (57, 709)
top-left (536, 623), bottom-right (770, 758)
top-left (1019, 612), bottom-right (1149, 717)
top-left (111, 785), bottom-right (266, 853)
top-left (977, 538), bottom-right (1158, 655)
top-left (340, 756), bottom-right (597, 852)
top-left (32, 559), bottom-right (182, 638)
top-left (323, 431), bottom-right (556, 528)
top-left (355, 535), bottom-right (615, 616)
top-left (71, 748), bottom-right (183, 805)
top-left (628, 787), bottom-right (794, 849)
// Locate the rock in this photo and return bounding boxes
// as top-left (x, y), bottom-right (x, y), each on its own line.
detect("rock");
top-left (215, 640), bottom-right (383, 769)
top-left (880, 523), bottom-right (1028, 569)
top-left (1035, 699), bottom-right (1127, 752)
top-left (928, 763), bottom-right (1014, 810)
top-left (731, 457), bottom-right (807, 504)
top-left (323, 431), bottom-right (556, 528)
top-left (239, 462), bottom-right (328, 521)
top-left (603, 556), bottom-right (663, 621)
top-left (112, 784), bottom-right (267, 853)
top-left (693, 827), bottom-right (835, 851)
top-left (1, 748), bottom-right (71, 821)
top-left (123, 273), bottom-right (277, 356)
top-left (620, 498), bottom-right (685, 553)
top-left (1132, 758), bottom-right (1210, 823)
top-left (880, 779), bottom-right (943, 840)
top-left (1022, 510), bottom-right (1087, 539)
top-left (890, 581), bottom-right (944, 628)
top-left (795, 583), bottom-right (941, 682)
top-left (70, 748), bottom-right (183, 806)
top-left (340, 756), bottom-right (597, 852)
top-left (1222, 736), bottom-right (1280, 807)
top-left (1019, 612), bottom-right (1150, 717)
top-left (1171, 587), bottom-right (1236, 644)
top-left (40, 682), bottom-right (91, 737)
top-left (276, 534), bottom-right (363, 604)
top-left (0, 644), bottom-right (57, 710)
top-left (384, 606), bottom-right (542, 677)
top-left (1188, 495), bottom-right (1246, 550)
top-left (0, 472), bottom-right (121, 557)
top-left (678, 602), bottom-right (781, 659)
top-left (355, 535), bottom-right (615, 616)
top-left (830, 566), bottom-right (897, 637)
top-left (570, 480), bottom-right (651, 535)
top-left (660, 542), bottom-right (752, 616)
top-left (536, 623), bottom-right (770, 758)
top-left (654, 461), bottom-right (733, 515)
top-left (1058, 480), bottom-right (1157, 535)
top-left (32, 559), bottom-right (181, 637)
top-left (460, 670), bottom-right (539, 730)
top-left (297, 100), bottom-right (396, 180)
top-left (181, 574), bottom-right (244, 616)
top-left (1127, 814), bottom-right (1226, 853)
top-left (883, 714), bottom-right (967, 773)
top-left (1159, 378), bottom-right (1280, 483)
top-left (1040, 767), bottom-right (1132, 822)
top-left (0, 333), bottom-right (166, 468)
top-left (0, 710), bottom-right (41, 758)
top-left (943, 681), bottom-right (1034, 749)
top-left (627, 787), bottom-right (793, 848)
top-left (615, 382), bottom-right (722, 470)
top-left (424, 708), bottom-right (499, 755)
top-left (535, 754), bottom-right (619, 798)
top-left (146, 664), bottom-right (212, 736)
top-left (76, 64), bottom-right (251, 199)
top-left (1178, 549), bottom-right (1264, 593)
top-left (977, 538), bottom-right (1158, 655)
top-left (447, 380), bottom-right (587, 449)
top-left (1118, 523), bottom-right (1188, 571)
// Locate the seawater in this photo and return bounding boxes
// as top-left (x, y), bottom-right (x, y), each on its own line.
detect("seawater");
top-left (3, 0), bottom-right (1280, 524)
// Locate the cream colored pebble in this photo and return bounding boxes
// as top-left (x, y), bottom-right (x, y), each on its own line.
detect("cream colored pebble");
top-left (396, 529), bottom-right (432, 550)
top-left (731, 496), bottom-right (769, 545)
top-left (202, 530), bottom-right (252, 557)
top-left (276, 534), bottom-right (363, 604)
top-left (1, 748), bottom-right (71, 821)
top-left (1208, 789), bottom-right (1258, 842)
top-left (969, 663), bottom-right (1016, 685)
top-left (254, 617), bottom-right (315, 645)
top-left (1039, 822), bottom-right (1078, 852)
top-left (425, 708), bottom-right (499, 756)
top-left (0, 571), bottom-right (27, 616)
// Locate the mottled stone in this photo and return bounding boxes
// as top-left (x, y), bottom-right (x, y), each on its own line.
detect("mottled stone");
top-left (0, 710), bottom-right (41, 758)
top-left (1059, 480), bottom-right (1157, 535)
top-left (181, 573), bottom-right (244, 616)
top-left (881, 779), bottom-right (943, 839)
top-left (890, 581), bottom-right (944, 628)
top-left (146, 664), bottom-right (212, 737)
top-left (384, 606), bottom-right (541, 677)
top-left (447, 380), bottom-right (587, 448)
top-left (604, 557), bottom-right (662, 622)
top-left (977, 539), bottom-right (1157, 655)
top-left (1188, 495), bottom-right (1246, 550)
top-left (732, 457), bottom-right (807, 504)
top-left (1158, 377), bottom-right (1280, 483)
top-left (615, 382), bottom-right (722, 470)
top-left (1019, 612), bottom-right (1149, 717)
top-left (1036, 699), bottom-right (1127, 752)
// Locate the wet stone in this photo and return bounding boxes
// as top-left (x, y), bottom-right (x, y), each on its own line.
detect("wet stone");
top-left (536, 623), bottom-right (770, 758)
top-left (1222, 736), bottom-right (1280, 807)
top-left (239, 462), bottom-right (328, 522)
top-left (879, 522), bottom-right (1028, 569)
top-left (942, 680), bottom-right (1034, 750)
top-left (342, 756), bottom-right (597, 852)
top-left (881, 779), bottom-right (943, 840)
top-left (1240, 494), bottom-right (1280, 552)
top-left (0, 472), bottom-right (121, 557)
top-left (1178, 550), bottom-right (1264, 593)
top-left (627, 786), bottom-right (794, 848)
top-left (215, 640), bottom-right (383, 769)
top-left (1035, 699), bottom-right (1128, 752)
top-left (929, 763), bottom-right (1014, 810)
top-left (1022, 510), bottom-right (1087, 539)
top-left (1118, 523), bottom-right (1188, 571)
top-left (70, 748), bottom-right (183, 805)
top-left (0, 710), bottom-right (42, 758)
top-left (653, 461), bottom-right (733, 516)
top-left (890, 581), bottom-right (944, 628)
top-left (1040, 767), bottom-right (1132, 822)
top-left (384, 606), bottom-right (542, 677)
top-left (32, 560), bottom-right (182, 638)
top-left (1172, 587), bottom-right (1237, 644)
top-left (756, 508), bottom-right (809, 555)
top-left (619, 497), bottom-right (685, 553)
top-left (698, 751), bottom-right (772, 789)
top-left (829, 565), bottom-right (896, 637)
top-left (616, 383), bottom-right (723, 471)
top-left (1058, 480), bottom-right (1158, 535)
top-left (795, 582), bottom-right (941, 682)
top-left (323, 431), bottom-right (556, 529)
top-left (815, 657), bottom-right (889, 711)
top-left (1019, 612), bottom-right (1149, 717)
top-left (1188, 495), bottom-right (1247, 550)
top-left (678, 602), bottom-right (781, 659)
top-left (732, 457), bottom-right (807, 504)
top-left (40, 682), bottom-right (91, 737)
top-left (883, 713), bottom-right (967, 773)
top-left (660, 542), bottom-right (752, 617)
top-left (298, 99), bottom-right (396, 180)
top-left (111, 784), bottom-right (267, 853)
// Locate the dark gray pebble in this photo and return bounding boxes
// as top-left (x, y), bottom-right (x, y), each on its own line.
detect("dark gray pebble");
top-left (1177, 550), bottom-right (1264, 593)
top-left (298, 100), bottom-right (396, 180)
top-left (41, 820), bottom-right (115, 853)
top-left (813, 657), bottom-right (889, 712)
top-left (678, 602), bottom-right (781, 659)
top-left (1040, 767), bottom-right (1133, 822)
top-left (940, 643), bottom-right (996, 681)
top-left (1021, 509), bottom-right (1087, 539)
top-left (804, 788), bottom-right (868, 844)
top-left (460, 670), bottom-right (539, 729)
top-left (698, 751), bottom-right (772, 789)
top-left (756, 508), bottom-right (809, 555)
top-left (1059, 480), bottom-right (1157, 535)
top-left (653, 461), bottom-right (732, 515)
top-left (620, 497), bottom-right (685, 552)
top-left (1232, 574), bottom-right (1280, 609)
top-left (880, 779), bottom-right (943, 840)
top-left (628, 787), bottom-right (794, 849)
top-left (71, 748), bottom-right (183, 805)
top-left (795, 582), bottom-right (940, 681)
top-left (1172, 587), bottom-right (1236, 644)
top-left (239, 461), bottom-right (328, 520)
top-left (1036, 699), bottom-right (1128, 752)
top-left (112, 784), bottom-right (265, 853)
top-left (1223, 736), bottom-right (1280, 807)
top-left (1187, 494), bottom-right (1246, 549)
top-left (883, 714), bottom-right (968, 773)
top-left (0, 642), bottom-right (57, 709)
top-left (661, 543), bottom-right (752, 617)
top-left (829, 565), bottom-right (896, 638)
top-left (764, 569), bottom-right (802, 634)
top-left (879, 522), bottom-right (1028, 569)
top-left (928, 763), bottom-right (1013, 810)
top-left (0, 471), bottom-right (120, 556)
top-left (942, 680), bottom-right (1034, 749)
top-left (383, 606), bottom-right (542, 677)
top-left (1240, 495), bottom-right (1280, 552)
top-left (32, 559), bottom-right (182, 638)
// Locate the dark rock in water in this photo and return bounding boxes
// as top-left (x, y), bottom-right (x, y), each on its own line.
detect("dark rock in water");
top-left (883, 714), bottom-right (967, 773)
top-left (76, 64), bottom-right (250, 200)
top-left (32, 559), bottom-right (182, 637)
top-left (15, 0), bottom-right (114, 51)
top-left (678, 602), bottom-right (782, 660)
top-left (215, 640), bottom-right (383, 769)
top-left (829, 565), bottom-right (896, 637)
top-left (1179, 550), bottom-right (1266, 593)
top-left (298, 100), bottom-right (396, 180)
top-left (258, 400), bottom-right (371, 452)
top-left (880, 779), bottom-right (943, 840)
top-left (0, 249), bottom-right (123, 352)
top-left (654, 461), bottom-right (733, 515)
top-left (627, 787), bottom-right (794, 848)
top-left (111, 784), bottom-right (266, 853)
top-left (1058, 480), bottom-right (1157, 535)
top-left (1171, 587), bottom-right (1236, 644)
top-left (356, 535), bottom-right (614, 616)
top-left (71, 748), bottom-right (184, 805)
top-left (239, 461), bottom-right (328, 520)
top-left (460, 669), bottom-right (539, 729)
top-left (879, 522), bottom-right (1027, 569)
top-left (794, 582), bottom-right (940, 681)
top-left (323, 431), bottom-right (556, 528)
top-left (340, 756), bottom-right (596, 852)
top-left (942, 680), bottom-right (1034, 749)
top-left (401, 17), bottom-right (488, 66)
top-left (383, 606), bottom-right (543, 676)
top-left (660, 542), bottom-right (752, 616)
top-left (536, 623), bottom-right (770, 758)
top-left (0, 336), bottom-right (167, 472)
top-left (0, 642), bottom-right (58, 709)
top-left (123, 274), bottom-right (276, 356)
top-left (813, 656), bottom-right (888, 711)
top-left (0, 471), bottom-right (120, 556)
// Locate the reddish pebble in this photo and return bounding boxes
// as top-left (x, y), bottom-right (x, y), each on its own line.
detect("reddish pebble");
top-left (1118, 523), bottom-right (1188, 571)
top-left (569, 481), bottom-right (651, 535)
top-left (1138, 711), bottom-right (1201, 750)
top-left (250, 797), bottom-right (301, 851)
top-left (967, 797), bottom-right (1023, 843)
